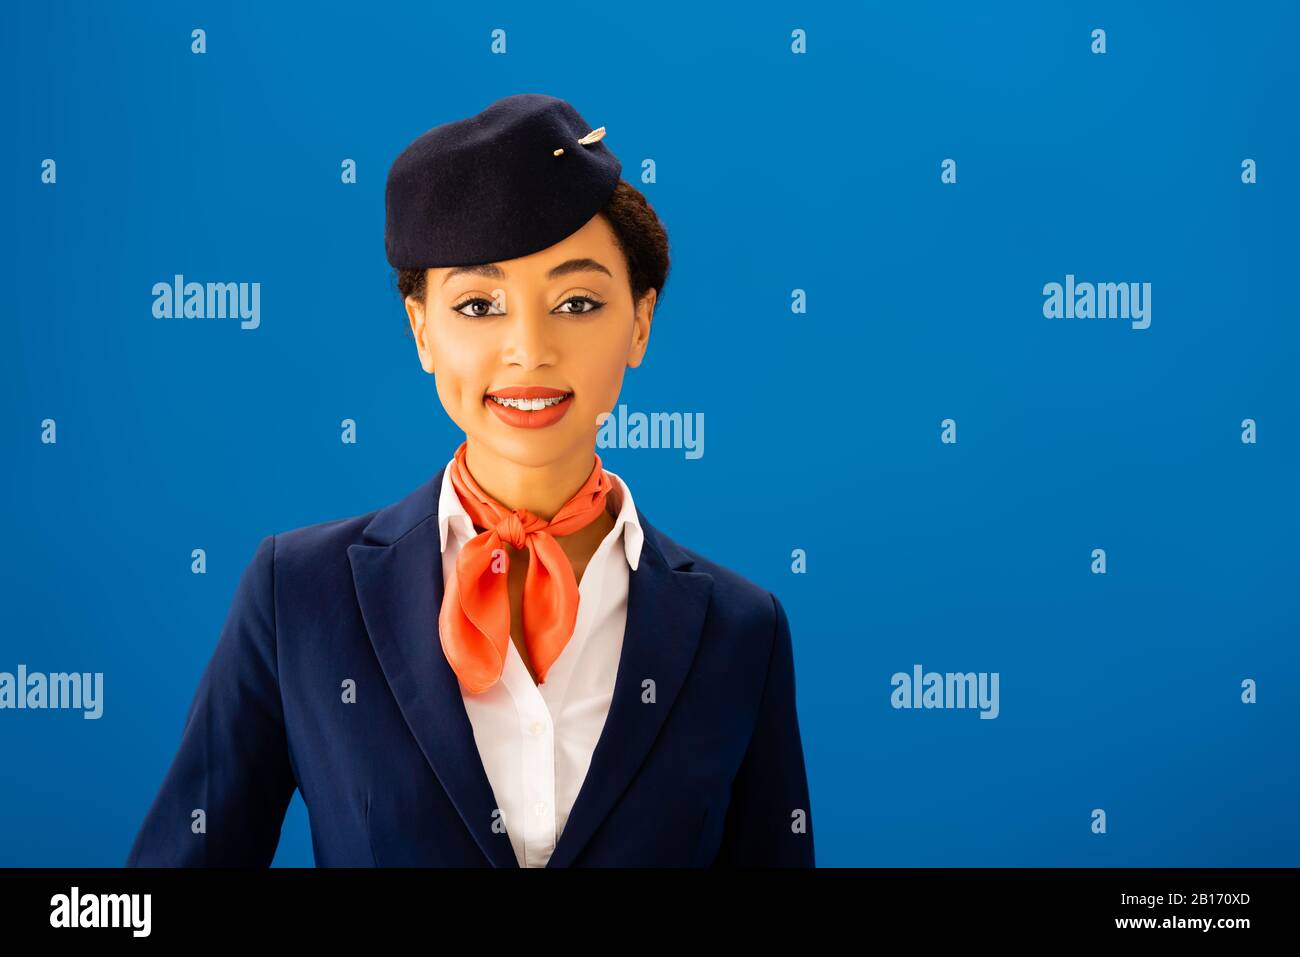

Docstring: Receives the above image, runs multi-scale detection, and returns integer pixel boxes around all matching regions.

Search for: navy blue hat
[385,93,623,269]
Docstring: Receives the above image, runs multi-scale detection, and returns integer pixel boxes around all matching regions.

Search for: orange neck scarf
[439,441,614,693]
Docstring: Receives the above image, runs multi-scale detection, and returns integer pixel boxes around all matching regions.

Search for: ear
[405,295,435,374]
[627,287,656,369]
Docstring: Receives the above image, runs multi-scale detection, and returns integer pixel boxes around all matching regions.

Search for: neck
[463,439,601,522]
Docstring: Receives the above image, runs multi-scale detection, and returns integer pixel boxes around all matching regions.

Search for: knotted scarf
[438,440,614,693]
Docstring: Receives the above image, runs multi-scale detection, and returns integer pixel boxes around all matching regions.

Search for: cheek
[572,326,629,401]
[430,324,490,400]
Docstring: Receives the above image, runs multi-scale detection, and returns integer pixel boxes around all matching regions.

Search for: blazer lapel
[347,465,518,868]
[545,520,713,867]
[347,462,714,869]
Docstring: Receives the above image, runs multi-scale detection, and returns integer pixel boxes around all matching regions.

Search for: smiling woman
[126,93,814,870]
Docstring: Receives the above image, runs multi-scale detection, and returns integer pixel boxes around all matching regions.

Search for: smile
[483,391,575,429]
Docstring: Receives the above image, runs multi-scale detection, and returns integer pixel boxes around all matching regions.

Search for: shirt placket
[513,677,557,866]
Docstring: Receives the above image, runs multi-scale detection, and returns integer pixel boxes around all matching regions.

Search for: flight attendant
[127,93,814,868]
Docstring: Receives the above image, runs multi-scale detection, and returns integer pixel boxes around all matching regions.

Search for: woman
[126,93,814,868]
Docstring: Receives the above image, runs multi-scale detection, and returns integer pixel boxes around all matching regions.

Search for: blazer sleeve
[126,534,298,866]
[712,591,816,867]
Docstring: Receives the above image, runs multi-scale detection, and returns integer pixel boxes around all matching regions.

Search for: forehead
[435,214,622,287]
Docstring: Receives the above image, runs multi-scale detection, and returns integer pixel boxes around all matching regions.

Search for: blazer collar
[346,462,714,868]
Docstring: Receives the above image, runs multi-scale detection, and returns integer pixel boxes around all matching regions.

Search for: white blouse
[437,459,645,867]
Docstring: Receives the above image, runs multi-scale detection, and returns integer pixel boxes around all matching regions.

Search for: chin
[472,427,568,463]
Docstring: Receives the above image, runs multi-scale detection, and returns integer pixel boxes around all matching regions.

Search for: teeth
[489,394,570,410]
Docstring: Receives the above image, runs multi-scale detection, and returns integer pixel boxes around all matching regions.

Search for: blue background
[3,0,1296,866]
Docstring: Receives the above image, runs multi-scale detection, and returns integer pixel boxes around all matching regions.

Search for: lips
[483,387,575,429]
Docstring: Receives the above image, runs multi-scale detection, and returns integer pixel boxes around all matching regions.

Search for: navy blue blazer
[126,463,815,867]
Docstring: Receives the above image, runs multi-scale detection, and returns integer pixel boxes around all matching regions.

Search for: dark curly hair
[394,179,669,314]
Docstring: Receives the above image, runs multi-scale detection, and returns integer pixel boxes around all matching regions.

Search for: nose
[500,297,558,369]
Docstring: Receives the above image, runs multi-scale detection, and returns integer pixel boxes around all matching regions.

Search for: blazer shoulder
[259,505,383,599]
[647,523,784,637]
[273,508,377,553]
[256,468,443,614]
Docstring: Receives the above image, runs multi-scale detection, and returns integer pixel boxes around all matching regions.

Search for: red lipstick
[484,386,575,429]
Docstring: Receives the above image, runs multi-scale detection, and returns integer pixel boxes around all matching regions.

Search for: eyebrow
[441,258,613,286]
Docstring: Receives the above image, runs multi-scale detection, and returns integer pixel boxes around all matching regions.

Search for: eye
[450,296,505,319]
[555,295,606,316]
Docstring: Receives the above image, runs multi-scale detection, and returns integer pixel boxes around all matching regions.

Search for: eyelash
[450,295,606,319]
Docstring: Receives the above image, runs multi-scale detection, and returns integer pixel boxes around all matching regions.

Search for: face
[404,213,655,470]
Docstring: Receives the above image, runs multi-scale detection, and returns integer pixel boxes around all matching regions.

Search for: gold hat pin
[553,126,606,156]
